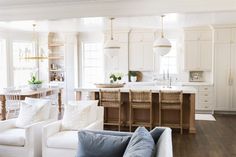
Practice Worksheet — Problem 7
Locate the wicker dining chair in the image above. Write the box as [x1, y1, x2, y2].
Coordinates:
[99, 89, 122, 131]
[159, 90, 183, 134]
[129, 90, 152, 132]
[4, 88, 22, 119]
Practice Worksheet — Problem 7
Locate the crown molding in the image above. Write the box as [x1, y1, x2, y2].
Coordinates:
[0, 0, 236, 21]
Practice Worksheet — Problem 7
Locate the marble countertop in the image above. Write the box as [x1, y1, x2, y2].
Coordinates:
[75, 85, 197, 94]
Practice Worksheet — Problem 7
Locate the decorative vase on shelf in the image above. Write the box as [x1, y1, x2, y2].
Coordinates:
[130, 76, 137, 82]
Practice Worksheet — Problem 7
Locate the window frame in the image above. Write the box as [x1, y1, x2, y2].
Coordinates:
[156, 39, 180, 76]
[11, 40, 38, 87]
[81, 42, 104, 87]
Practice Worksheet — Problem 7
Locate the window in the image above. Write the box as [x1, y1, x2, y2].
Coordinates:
[0, 39, 7, 88]
[82, 42, 104, 87]
[159, 40, 178, 74]
[12, 41, 37, 87]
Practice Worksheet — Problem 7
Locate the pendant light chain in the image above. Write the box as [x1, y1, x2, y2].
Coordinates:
[110, 18, 114, 40]
[161, 15, 164, 38]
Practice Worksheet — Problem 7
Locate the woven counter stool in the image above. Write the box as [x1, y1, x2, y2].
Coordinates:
[159, 90, 183, 134]
[99, 89, 122, 131]
[129, 90, 152, 132]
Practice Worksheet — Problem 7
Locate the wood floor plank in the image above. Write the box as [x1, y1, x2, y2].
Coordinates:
[173, 114, 236, 157]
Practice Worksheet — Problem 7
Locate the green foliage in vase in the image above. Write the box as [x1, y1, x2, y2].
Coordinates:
[128, 71, 137, 77]
[109, 73, 124, 83]
[28, 75, 43, 84]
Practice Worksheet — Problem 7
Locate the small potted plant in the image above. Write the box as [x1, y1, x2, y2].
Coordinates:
[109, 73, 124, 84]
[129, 71, 137, 82]
[28, 75, 43, 90]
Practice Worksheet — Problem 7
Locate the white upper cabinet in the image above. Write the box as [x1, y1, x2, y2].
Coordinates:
[184, 30, 212, 41]
[199, 41, 212, 71]
[214, 29, 231, 43]
[129, 31, 154, 71]
[184, 41, 200, 70]
[184, 28, 213, 71]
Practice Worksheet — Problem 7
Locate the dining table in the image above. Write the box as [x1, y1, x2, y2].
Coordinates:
[0, 87, 62, 120]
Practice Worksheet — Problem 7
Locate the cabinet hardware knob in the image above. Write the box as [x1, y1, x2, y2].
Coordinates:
[205, 100, 208, 102]
[204, 94, 208, 96]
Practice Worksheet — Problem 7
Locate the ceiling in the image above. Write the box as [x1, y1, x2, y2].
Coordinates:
[1, 12, 236, 32]
[0, 0, 236, 21]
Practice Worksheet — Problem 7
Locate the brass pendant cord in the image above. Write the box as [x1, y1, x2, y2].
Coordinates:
[161, 15, 164, 38]
[110, 18, 114, 40]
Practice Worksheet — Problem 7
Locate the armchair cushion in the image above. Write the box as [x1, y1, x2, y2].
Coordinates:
[62, 101, 98, 131]
[15, 102, 45, 128]
[0, 128, 25, 146]
[24, 97, 52, 121]
[76, 130, 131, 157]
[47, 131, 78, 149]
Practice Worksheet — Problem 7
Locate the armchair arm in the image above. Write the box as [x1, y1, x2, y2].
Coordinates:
[96, 106, 104, 123]
[24, 119, 58, 148]
[42, 120, 61, 146]
[0, 119, 16, 132]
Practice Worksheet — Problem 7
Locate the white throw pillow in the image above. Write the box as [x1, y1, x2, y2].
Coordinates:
[15, 102, 45, 128]
[68, 100, 98, 124]
[62, 100, 98, 131]
[24, 97, 52, 122]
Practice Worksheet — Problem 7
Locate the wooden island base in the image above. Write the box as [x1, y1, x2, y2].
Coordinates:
[76, 91, 196, 133]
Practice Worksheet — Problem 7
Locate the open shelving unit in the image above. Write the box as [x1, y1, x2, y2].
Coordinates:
[48, 32, 65, 84]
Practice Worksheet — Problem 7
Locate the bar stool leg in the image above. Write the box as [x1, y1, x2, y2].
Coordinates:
[118, 107, 121, 131]
[150, 108, 152, 130]
[129, 106, 132, 132]
[159, 103, 161, 126]
[180, 108, 183, 134]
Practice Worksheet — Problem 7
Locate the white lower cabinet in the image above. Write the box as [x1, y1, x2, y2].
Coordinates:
[184, 85, 214, 111]
[198, 86, 213, 110]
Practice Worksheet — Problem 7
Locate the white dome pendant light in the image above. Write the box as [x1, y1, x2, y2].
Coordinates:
[153, 15, 172, 56]
[104, 18, 120, 57]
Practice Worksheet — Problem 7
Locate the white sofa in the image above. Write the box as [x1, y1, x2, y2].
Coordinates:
[42, 106, 104, 157]
[0, 106, 58, 157]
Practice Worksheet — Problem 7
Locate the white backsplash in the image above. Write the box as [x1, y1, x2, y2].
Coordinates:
[138, 71, 213, 84]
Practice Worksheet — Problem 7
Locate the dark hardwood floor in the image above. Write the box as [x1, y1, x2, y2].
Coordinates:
[173, 114, 236, 157]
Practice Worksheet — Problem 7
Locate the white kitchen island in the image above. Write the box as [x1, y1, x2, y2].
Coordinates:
[75, 85, 197, 133]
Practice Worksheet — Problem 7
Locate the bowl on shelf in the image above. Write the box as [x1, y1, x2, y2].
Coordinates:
[94, 83, 125, 88]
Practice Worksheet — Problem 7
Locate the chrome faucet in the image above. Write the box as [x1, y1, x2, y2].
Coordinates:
[167, 77, 172, 88]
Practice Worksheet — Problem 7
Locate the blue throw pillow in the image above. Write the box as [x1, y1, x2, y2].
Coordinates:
[150, 127, 165, 144]
[123, 127, 155, 157]
[76, 130, 131, 157]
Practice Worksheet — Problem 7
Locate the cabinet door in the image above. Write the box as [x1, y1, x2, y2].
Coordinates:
[184, 41, 200, 70]
[214, 29, 231, 43]
[143, 42, 154, 71]
[199, 41, 212, 71]
[184, 31, 200, 41]
[214, 43, 231, 110]
[230, 43, 236, 111]
[129, 42, 143, 71]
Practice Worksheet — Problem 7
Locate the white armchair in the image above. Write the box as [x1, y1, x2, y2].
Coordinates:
[42, 106, 104, 157]
[0, 106, 58, 157]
